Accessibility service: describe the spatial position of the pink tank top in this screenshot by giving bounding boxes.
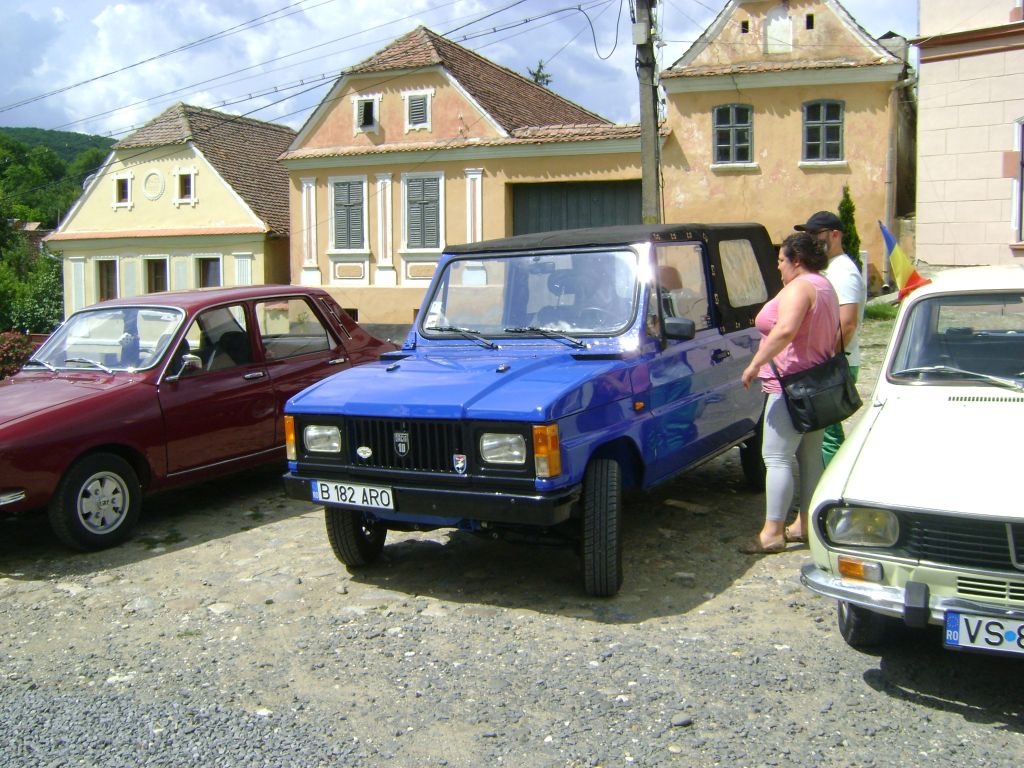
[755,272,839,394]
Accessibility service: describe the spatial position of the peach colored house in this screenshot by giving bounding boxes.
[280,27,644,327]
[660,0,916,291]
[47,103,294,314]
[915,0,1024,266]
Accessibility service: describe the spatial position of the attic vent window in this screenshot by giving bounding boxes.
[172,167,198,207]
[352,93,381,135]
[111,172,133,210]
[806,14,815,30]
[359,100,374,128]
[740,20,749,33]
[403,88,433,133]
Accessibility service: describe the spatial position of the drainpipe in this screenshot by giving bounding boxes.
[884,73,918,289]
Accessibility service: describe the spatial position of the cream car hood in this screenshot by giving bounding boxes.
[838,387,1024,519]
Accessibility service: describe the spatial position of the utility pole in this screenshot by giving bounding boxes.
[634,0,661,224]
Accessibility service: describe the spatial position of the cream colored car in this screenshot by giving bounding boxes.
[801,265,1024,656]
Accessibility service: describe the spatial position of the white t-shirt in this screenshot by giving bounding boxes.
[823,253,867,367]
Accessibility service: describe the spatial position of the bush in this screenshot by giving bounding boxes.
[0,331,35,379]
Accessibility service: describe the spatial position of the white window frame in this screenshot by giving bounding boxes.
[402,88,434,133]
[143,255,170,294]
[352,93,382,135]
[172,166,198,207]
[111,171,133,210]
[194,254,223,288]
[328,174,369,254]
[401,171,444,255]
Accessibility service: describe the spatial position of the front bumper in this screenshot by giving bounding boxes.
[283,472,580,527]
[800,563,1024,627]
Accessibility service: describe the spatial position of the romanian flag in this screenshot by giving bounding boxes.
[879,220,930,300]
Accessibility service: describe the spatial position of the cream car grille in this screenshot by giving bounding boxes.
[904,514,1024,571]
[957,576,1024,604]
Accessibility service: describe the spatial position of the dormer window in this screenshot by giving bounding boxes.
[352,93,381,134]
[403,88,433,132]
[172,166,198,207]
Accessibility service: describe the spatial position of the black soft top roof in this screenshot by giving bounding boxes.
[443,223,769,254]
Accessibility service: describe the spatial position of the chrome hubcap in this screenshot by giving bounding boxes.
[77,472,129,534]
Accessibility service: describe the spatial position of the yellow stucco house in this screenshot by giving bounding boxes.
[661,0,916,291]
[47,103,295,314]
[279,27,644,328]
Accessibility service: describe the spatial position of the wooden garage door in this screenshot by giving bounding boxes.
[512,181,642,235]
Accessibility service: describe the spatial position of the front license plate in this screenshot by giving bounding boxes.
[311,480,393,510]
[944,611,1024,656]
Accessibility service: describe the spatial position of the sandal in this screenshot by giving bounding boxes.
[784,526,807,544]
[739,536,786,554]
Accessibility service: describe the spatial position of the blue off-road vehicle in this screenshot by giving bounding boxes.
[283,224,781,595]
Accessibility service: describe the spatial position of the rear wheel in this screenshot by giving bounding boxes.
[580,458,623,597]
[48,453,141,551]
[325,507,387,567]
[837,600,892,648]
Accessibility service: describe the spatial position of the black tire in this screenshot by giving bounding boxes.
[837,600,892,648]
[325,507,387,567]
[740,417,766,491]
[581,458,623,597]
[48,453,141,551]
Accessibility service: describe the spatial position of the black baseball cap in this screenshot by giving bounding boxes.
[795,211,843,233]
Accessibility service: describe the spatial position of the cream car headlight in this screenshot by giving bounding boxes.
[480,433,526,464]
[304,425,341,453]
[824,506,899,547]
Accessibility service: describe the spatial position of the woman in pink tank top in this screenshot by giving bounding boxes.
[739,232,839,554]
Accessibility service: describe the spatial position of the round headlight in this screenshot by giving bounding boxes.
[824,506,899,547]
[480,433,526,464]
[304,425,341,453]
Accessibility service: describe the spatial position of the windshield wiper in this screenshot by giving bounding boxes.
[23,358,55,371]
[503,326,585,348]
[425,325,499,350]
[64,357,114,374]
[893,364,1024,392]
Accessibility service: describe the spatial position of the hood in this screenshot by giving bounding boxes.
[839,389,1024,518]
[288,348,632,421]
[0,372,135,428]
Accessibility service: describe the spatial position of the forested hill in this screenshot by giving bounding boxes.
[0,126,114,164]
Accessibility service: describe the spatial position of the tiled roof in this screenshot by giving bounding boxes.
[115,103,295,235]
[662,58,895,78]
[280,123,645,161]
[348,26,609,131]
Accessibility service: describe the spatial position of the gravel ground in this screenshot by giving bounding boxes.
[2,317,1022,767]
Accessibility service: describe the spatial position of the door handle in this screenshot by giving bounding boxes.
[711,349,731,363]
[328,357,348,365]
[243,371,266,380]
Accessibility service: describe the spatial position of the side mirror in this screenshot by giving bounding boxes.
[166,354,202,381]
[663,317,696,341]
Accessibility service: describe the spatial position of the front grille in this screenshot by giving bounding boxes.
[957,576,1024,604]
[345,417,463,473]
[903,513,1024,571]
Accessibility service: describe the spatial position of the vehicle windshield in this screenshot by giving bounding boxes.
[30,306,184,372]
[421,248,640,338]
[889,291,1024,388]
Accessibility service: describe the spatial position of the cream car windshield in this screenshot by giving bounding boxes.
[421,249,640,339]
[889,292,1024,389]
[28,307,184,372]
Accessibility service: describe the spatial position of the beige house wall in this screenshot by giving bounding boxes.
[662,79,899,290]
[916,0,1024,265]
[286,152,641,325]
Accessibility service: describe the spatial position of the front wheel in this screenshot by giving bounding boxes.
[837,600,892,648]
[325,507,387,567]
[580,458,623,597]
[48,453,142,551]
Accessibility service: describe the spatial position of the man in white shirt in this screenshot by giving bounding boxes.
[795,211,867,465]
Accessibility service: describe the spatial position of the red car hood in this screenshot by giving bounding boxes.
[0,372,137,427]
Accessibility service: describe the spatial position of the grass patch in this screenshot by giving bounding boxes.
[865,302,899,321]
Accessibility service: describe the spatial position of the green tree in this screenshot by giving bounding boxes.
[67,146,110,188]
[838,185,862,270]
[528,60,552,87]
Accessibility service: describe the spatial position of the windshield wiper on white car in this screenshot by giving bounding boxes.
[893,365,1024,392]
[425,325,499,350]
[64,357,114,374]
[503,326,585,348]
[23,358,55,371]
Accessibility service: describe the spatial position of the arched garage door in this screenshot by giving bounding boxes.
[512,180,642,235]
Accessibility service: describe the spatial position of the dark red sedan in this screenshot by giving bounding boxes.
[0,285,395,550]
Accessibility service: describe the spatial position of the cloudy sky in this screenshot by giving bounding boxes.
[0,0,919,138]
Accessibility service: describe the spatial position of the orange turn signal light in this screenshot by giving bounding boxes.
[284,415,296,461]
[533,424,561,478]
[837,556,883,582]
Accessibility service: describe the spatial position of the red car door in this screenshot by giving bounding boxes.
[253,296,351,443]
[158,303,277,475]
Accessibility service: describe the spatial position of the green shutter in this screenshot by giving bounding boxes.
[406,177,439,248]
[408,94,428,126]
[333,180,363,249]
